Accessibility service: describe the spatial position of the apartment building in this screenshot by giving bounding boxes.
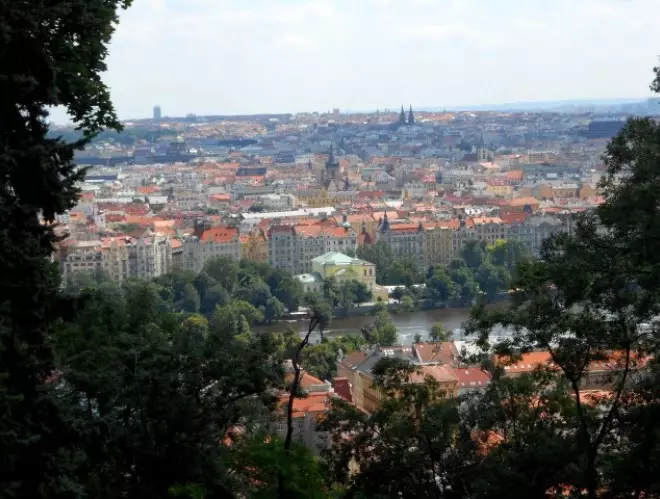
[183,226,241,273]
[377,214,426,267]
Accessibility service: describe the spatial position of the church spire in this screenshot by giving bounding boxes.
[399,105,406,125]
[408,104,415,125]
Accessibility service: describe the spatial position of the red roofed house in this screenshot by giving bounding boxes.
[184,225,240,272]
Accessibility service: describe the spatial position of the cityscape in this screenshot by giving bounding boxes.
[6,0,660,497]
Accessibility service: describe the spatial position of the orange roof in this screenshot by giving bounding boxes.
[500,212,527,224]
[200,227,238,243]
[414,342,457,363]
[278,392,332,419]
[504,196,540,207]
[452,367,492,388]
[505,170,524,181]
[137,186,161,194]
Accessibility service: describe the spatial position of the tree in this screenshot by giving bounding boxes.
[303,294,333,339]
[203,256,238,292]
[273,276,303,312]
[322,359,471,498]
[449,262,479,306]
[0,1,132,496]
[475,258,510,300]
[425,265,459,304]
[200,283,231,315]
[182,283,201,313]
[429,323,450,342]
[467,73,660,497]
[399,295,416,312]
[362,307,398,346]
[488,239,531,270]
[235,279,272,309]
[461,239,487,270]
[264,296,285,323]
[323,276,341,308]
[55,281,283,499]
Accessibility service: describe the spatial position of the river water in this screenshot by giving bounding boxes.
[255,306,505,344]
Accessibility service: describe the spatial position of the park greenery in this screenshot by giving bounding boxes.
[6,1,660,497]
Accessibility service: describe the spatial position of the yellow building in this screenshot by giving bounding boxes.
[296,187,331,208]
[240,230,269,262]
[485,181,514,197]
[311,251,388,301]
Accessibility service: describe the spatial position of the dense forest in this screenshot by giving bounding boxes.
[4,1,660,498]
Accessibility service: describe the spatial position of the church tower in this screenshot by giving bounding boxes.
[408,104,415,125]
[398,105,407,125]
[476,131,490,162]
[325,144,340,183]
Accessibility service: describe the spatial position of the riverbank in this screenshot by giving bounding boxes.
[256,302,509,343]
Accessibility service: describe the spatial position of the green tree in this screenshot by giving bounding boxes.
[203,256,238,292]
[55,282,283,499]
[182,283,201,313]
[200,283,230,314]
[273,275,303,312]
[230,435,330,499]
[429,322,450,342]
[475,258,510,300]
[449,261,479,306]
[303,294,333,338]
[235,279,272,309]
[467,78,660,496]
[264,296,285,323]
[487,239,531,270]
[425,265,459,304]
[322,358,470,498]
[0,1,133,495]
[362,307,398,346]
[460,239,487,270]
[399,294,416,312]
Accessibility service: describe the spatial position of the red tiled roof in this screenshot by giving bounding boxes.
[414,342,457,364]
[452,367,491,389]
[200,227,238,243]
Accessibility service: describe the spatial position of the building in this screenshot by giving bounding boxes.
[268,225,298,275]
[59,240,104,280]
[337,345,460,413]
[153,105,162,120]
[377,214,426,267]
[425,225,454,267]
[184,226,241,272]
[310,251,387,301]
[240,230,269,262]
[272,371,337,455]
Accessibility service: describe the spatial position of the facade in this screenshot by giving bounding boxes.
[377,214,426,267]
[425,226,454,267]
[268,225,298,274]
[184,226,241,273]
[240,230,269,262]
[311,251,387,300]
[59,234,173,283]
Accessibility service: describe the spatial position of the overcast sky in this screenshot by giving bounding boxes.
[92,0,660,119]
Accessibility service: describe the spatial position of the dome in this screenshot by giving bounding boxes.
[342,221,351,229]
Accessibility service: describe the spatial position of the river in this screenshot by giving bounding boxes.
[255,305,509,344]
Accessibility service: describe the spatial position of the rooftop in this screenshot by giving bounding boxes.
[311,251,370,266]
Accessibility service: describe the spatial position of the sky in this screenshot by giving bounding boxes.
[92,0,660,118]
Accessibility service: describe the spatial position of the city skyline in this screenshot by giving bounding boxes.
[55,0,660,122]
